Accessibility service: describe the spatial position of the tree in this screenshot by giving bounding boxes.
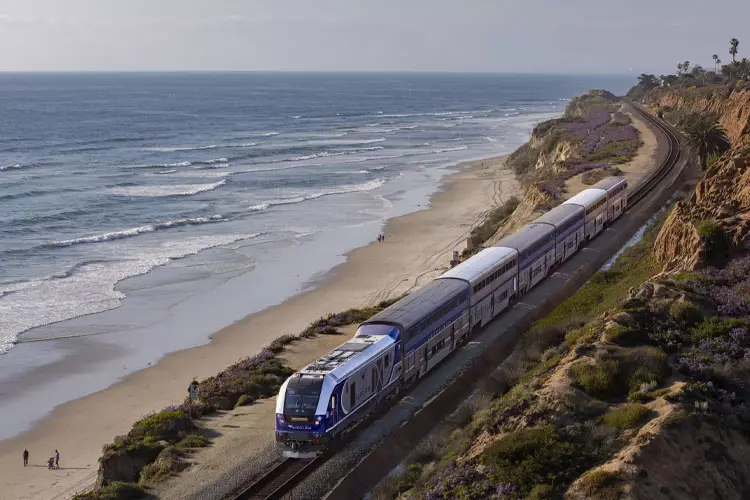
[677,62,684,76]
[637,73,658,89]
[681,113,731,169]
[730,38,740,64]
[713,54,719,72]
[683,60,691,75]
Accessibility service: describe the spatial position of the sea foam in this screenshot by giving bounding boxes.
[108,180,226,197]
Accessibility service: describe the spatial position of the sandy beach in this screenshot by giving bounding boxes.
[0,155,517,500]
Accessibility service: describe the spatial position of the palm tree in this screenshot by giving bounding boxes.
[730,38,740,64]
[683,61,691,75]
[681,113,731,169]
[713,54,719,72]
[677,62,683,76]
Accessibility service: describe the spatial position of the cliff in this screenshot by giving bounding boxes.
[487,91,640,244]
[654,143,750,271]
[646,87,750,146]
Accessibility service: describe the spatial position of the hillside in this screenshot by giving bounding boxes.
[375,82,750,500]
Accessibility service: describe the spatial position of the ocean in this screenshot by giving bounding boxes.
[0,72,634,438]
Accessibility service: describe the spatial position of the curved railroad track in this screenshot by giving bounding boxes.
[227,100,683,500]
[625,102,682,207]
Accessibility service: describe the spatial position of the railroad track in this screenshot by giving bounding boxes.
[625,102,682,208]
[227,99,684,500]
[231,457,318,500]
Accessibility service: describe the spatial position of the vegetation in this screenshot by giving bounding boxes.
[462,196,521,257]
[601,404,652,430]
[679,113,731,169]
[72,482,146,500]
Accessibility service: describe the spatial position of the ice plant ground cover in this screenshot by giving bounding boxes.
[530,95,640,200]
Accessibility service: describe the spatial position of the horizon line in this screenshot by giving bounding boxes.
[0,69,638,76]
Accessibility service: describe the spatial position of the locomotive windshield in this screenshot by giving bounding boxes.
[284,376,323,419]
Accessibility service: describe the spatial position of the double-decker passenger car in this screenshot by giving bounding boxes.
[533,204,585,265]
[563,188,608,240]
[276,177,629,458]
[439,247,518,331]
[590,176,628,223]
[495,223,556,295]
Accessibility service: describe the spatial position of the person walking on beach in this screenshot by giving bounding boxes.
[23,448,29,467]
[54,449,60,469]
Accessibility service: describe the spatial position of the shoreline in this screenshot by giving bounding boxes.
[0,154,518,500]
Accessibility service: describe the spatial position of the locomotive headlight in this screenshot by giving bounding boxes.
[278,416,285,424]
[314,417,321,426]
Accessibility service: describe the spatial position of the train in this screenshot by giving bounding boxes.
[275,176,627,458]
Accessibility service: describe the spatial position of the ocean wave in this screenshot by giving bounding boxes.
[306,138,385,146]
[262,179,386,208]
[156,169,177,174]
[260,132,280,137]
[0,164,23,171]
[0,232,263,355]
[289,146,385,161]
[433,146,469,154]
[107,180,226,197]
[133,161,192,169]
[194,157,229,165]
[49,216,227,248]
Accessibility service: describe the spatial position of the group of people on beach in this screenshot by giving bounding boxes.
[377,233,386,242]
[22,448,60,469]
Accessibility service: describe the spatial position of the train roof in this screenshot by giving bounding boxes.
[589,176,627,191]
[533,203,584,227]
[363,279,468,331]
[495,223,555,254]
[299,332,395,379]
[438,247,517,284]
[563,188,607,208]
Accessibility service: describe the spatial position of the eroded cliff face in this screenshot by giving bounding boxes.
[654,88,750,146]
[654,144,750,271]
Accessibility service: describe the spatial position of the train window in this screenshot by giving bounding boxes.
[385,354,389,365]
[350,382,356,408]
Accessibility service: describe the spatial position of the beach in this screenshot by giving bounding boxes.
[0,154,517,500]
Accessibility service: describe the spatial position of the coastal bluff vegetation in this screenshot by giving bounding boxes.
[374,39,750,500]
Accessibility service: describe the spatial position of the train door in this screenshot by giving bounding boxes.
[419,346,427,377]
[450,325,455,350]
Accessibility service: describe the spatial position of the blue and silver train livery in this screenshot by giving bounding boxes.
[276,177,629,457]
[276,279,469,457]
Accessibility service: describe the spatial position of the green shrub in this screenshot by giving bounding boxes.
[73,482,147,500]
[669,301,703,326]
[466,196,521,250]
[604,324,645,346]
[579,470,621,498]
[696,220,728,258]
[571,348,669,401]
[131,411,192,443]
[177,433,209,449]
[528,483,555,500]
[602,404,651,430]
[570,360,619,399]
[690,317,747,342]
[481,425,592,498]
[235,394,253,408]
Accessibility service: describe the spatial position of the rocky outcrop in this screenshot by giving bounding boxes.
[97,444,164,486]
[654,144,750,271]
[654,88,750,146]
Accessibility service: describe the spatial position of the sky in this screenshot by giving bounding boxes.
[0,0,747,73]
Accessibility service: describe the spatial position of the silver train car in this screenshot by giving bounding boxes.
[276,177,628,457]
[439,247,518,331]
